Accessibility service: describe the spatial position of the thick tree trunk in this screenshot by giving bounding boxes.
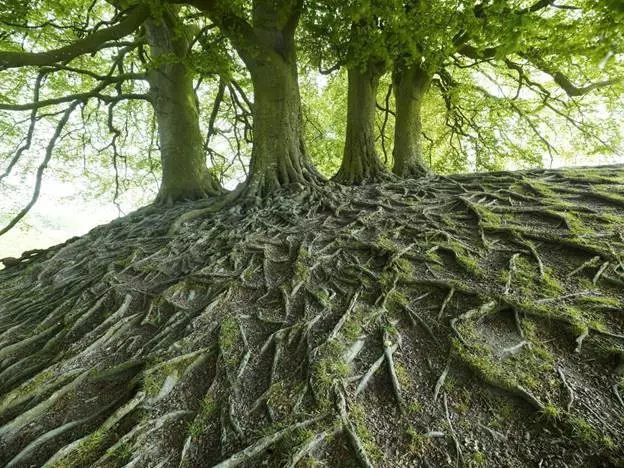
[145,11,221,205]
[245,56,321,197]
[392,63,432,178]
[334,65,389,185]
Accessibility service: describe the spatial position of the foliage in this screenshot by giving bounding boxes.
[0,0,623,234]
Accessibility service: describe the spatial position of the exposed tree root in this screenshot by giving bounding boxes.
[1,165,623,466]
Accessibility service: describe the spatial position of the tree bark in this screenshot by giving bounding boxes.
[392,62,431,178]
[234,2,322,198]
[145,9,221,205]
[334,65,389,185]
[244,52,320,197]
[193,0,322,198]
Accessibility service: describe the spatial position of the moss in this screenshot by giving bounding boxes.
[394,362,412,389]
[406,426,429,454]
[568,416,602,445]
[142,353,199,398]
[48,430,108,466]
[266,381,296,418]
[295,247,310,283]
[452,388,472,414]
[342,312,364,341]
[379,270,395,289]
[311,340,351,401]
[580,295,620,307]
[556,211,591,234]
[188,394,218,439]
[539,404,561,420]
[393,257,415,278]
[469,451,487,467]
[104,442,132,463]
[219,317,242,369]
[0,369,54,408]
[457,253,482,277]
[453,321,558,397]
[351,404,383,461]
[376,234,399,253]
[407,401,423,414]
[425,249,442,264]
[385,290,409,312]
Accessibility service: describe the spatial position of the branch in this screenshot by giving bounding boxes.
[522,53,621,97]
[0,74,149,111]
[0,70,47,182]
[180,0,257,51]
[0,4,149,70]
[0,102,80,237]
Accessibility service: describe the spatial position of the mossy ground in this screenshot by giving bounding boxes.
[1,165,624,467]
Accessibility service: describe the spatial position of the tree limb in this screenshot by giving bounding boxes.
[522,53,621,97]
[0,102,80,236]
[0,4,149,70]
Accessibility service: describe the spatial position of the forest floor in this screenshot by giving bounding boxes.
[1,165,624,467]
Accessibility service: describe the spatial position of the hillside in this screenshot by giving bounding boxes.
[1,165,624,467]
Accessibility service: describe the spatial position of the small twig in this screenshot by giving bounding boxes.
[405,305,439,344]
[438,288,455,319]
[504,253,520,294]
[613,383,624,410]
[383,330,406,414]
[592,261,610,285]
[513,309,525,338]
[525,242,545,278]
[574,326,588,354]
[433,357,451,402]
[336,389,374,468]
[557,367,574,411]
[500,340,530,357]
[443,392,463,466]
[567,256,600,278]
[355,354,386,397]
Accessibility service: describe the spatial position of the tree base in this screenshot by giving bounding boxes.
[393,160,431,179]
[1,165,624,467]
[155,172,224,206]
[332,165,394,186]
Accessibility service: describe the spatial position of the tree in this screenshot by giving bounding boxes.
[1,1,624,466]
[307,0,623,179]
[0,0,229,231]
[304,1,391,184]
[189,0,324,198]
[144,5,222,204]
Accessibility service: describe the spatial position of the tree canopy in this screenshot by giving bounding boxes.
[0,0,622,235]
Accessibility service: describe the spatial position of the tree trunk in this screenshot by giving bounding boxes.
[244,55,321,197]
[145,10,221,205]
[334,65,389,185]
[392,63,431,178]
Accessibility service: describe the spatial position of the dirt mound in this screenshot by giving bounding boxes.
[1,166,623,467]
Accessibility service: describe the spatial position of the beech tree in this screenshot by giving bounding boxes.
[144,4,223,204]
[1,3,624,466]
[0,1,235,235]
[304,1,392,184]
[187,0,325,198]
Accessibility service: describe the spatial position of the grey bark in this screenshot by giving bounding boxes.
[145,8,221,204]
[392,62,431,178]
[334,64,389,185]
